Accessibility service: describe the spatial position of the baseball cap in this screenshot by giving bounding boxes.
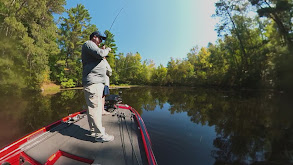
[90,31,106,40]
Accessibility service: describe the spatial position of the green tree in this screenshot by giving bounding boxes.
[249,0,293,50]
[0,33,26,94]
[166,58,179,85]
[207,42,229,86]
[0,0,65,90]
[102,30,118,85]
[214,0,252,86]
[194,47,211,83]
[52,4,96,88]
[166,58,194,85]
[116,52,143,84]
[249,0,293,90]
[152,64,168,86]
[213,0,276,88]
[139,59,155,85]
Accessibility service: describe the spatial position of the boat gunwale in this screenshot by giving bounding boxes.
[119,104,157,165]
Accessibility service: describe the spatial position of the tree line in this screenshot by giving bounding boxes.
[0,0,292,93]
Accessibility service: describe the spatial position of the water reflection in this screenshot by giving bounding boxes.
[118,87,293,164]
[0,87,292,164]
[0,89,86,148]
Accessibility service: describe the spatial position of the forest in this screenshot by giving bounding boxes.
[0,0,292,93]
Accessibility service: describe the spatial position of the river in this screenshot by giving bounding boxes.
[0,87,292,164]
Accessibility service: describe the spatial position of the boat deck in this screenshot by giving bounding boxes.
[19,108,147,165]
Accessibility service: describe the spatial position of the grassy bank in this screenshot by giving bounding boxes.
[40,83,144,95]
[110,84,144,89]
[41,82,60,95]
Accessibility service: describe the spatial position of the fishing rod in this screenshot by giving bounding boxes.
[102,7,124,48]
[109,7,124,32]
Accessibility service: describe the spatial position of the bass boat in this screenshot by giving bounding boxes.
[0,94,157,165]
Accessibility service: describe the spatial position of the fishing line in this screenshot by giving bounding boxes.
[102,6,124,50]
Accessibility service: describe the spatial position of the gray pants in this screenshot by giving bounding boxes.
[83,83,105,135]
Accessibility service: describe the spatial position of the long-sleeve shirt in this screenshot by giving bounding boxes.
[82,40,111,86]
[104,59,112,86]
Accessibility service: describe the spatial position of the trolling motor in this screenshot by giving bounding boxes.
[104,91,122,112]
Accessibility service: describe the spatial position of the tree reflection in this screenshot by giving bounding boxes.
[118,87,293,164]
[20,89,86,133]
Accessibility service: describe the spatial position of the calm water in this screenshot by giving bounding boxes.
[0,87,292,165]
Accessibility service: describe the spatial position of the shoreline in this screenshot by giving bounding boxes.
[41,83,143,95]
[58,85,142,90]
[41,83,285,95]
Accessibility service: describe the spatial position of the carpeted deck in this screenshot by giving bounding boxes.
[20,108,147,165]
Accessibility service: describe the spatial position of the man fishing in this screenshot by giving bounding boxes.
[82,31,114,142]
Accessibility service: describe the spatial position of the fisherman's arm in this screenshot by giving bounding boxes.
[105,59,112,76]
[87,41,111,58]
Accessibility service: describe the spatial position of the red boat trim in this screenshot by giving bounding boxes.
[45,150,94,165]
[119,105,157,165]
[20,151,42,165]
[0,128,46,162]
[57,150,94,164]
[46,150,62,165]
[0,110,87,164]
[130,107,157,165]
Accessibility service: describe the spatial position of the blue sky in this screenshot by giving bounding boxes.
[63,0,219,66]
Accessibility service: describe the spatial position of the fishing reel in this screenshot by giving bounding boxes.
[104,91,122,112]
